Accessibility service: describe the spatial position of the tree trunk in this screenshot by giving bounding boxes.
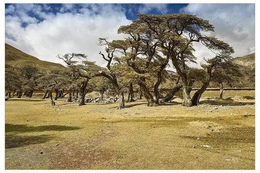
[17,90,23,98]
[75,91,79,100]
[12,90,16,97]
[43,90,49,99]
[67,89,73,102]
[219,82,224,99]
[54,89,59,100]
[59,89,64,98]
[78,80,89,106]
[100,90,104,101]
[191,83,208,106]
[49,90,55,106]
[5,91,11,98]
[118,90,125,109]
[127,83,135,102]
[191,66,213,106]
[182,86,192,107]
[138,87,142,99]
[163,84,182,102]
[138,81,155,106]
[28,90,33,98]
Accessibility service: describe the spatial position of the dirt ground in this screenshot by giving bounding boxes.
[5,90,255,170]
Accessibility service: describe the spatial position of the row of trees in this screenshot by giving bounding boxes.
[5,13,243,108]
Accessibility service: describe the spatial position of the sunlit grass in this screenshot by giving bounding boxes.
[5,90,255,169]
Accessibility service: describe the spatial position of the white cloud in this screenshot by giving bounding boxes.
[181,4,255,66]
[5,4,131,66]
[138,4,168,14]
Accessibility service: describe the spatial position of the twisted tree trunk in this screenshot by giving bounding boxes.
[163,84,182,102]
[78,79,89,106]
[191,82,208,106]
[138,81,155,106]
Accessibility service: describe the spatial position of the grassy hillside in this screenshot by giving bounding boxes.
[232,53,255,69]
[231,53,255,88]
[5,43,64,71]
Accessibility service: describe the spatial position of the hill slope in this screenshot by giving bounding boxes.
[5,43,64,71]
[232,53,255,69]
[231,53,255,88]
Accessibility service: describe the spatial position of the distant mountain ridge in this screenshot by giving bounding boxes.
[5,43,64,71]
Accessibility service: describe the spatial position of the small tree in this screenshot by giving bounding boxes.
[212,61,243,99]
[37,70,69,105]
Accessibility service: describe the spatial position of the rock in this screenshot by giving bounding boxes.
[202,145,211,148]
[40,151,44,154]
[55,143,59,146]
[225,158,232,161]
[244,114,249,117]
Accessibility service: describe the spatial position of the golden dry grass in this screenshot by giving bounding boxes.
[5,90,255,170]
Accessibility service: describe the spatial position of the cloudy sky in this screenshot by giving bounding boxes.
[5,3,255,67]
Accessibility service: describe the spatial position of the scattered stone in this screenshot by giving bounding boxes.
[197,137,200,140]
[202,145,211,148]
[207,125,212,129]
[225,158,232,161]
[55,143,59,147]
[26,120,29,122]
[40,151,44,154]
[211,129,214,131]
[244,114,249,117]
[192,145,196,148]
[101,117,106,120]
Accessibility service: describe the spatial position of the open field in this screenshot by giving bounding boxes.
[5,90,255,170]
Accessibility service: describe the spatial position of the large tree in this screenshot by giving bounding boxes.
[58,53,93,106]
[118,13,234,107]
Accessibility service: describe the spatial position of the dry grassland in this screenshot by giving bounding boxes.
[5,90,255,170]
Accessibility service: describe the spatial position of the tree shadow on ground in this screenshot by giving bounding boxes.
[5,124,81,149]
[5,134,53,149]
[5,124,81,133]
[7,98,45,102]
[243,96,255,100]
[200,98,255,106]
[159,101,182,106]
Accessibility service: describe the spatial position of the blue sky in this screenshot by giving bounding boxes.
[5,4,188,21]
[5,4,255,66]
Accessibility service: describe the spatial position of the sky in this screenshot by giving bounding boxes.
[5,3,255,67]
